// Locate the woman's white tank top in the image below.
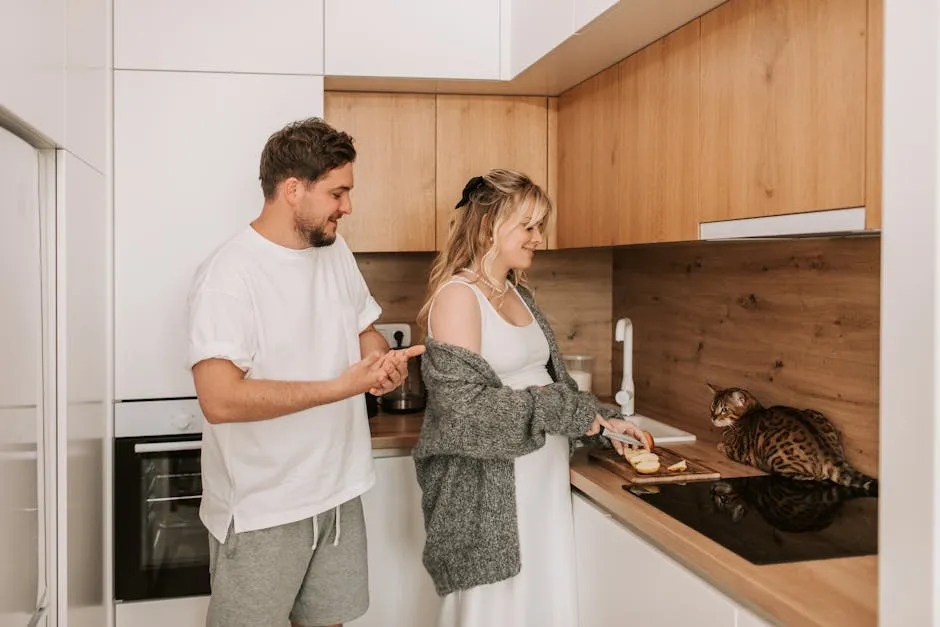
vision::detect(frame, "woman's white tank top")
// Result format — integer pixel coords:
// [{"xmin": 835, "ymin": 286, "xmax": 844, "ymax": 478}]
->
[{"xmin": 428, "ymin": 277, "xmax": 554, "ymax": 390}]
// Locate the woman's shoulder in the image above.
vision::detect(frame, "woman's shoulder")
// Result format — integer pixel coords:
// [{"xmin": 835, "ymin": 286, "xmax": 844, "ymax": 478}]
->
[{"xmin": 429, "ymin": 279, "xmax": 483, "ymax": 352}]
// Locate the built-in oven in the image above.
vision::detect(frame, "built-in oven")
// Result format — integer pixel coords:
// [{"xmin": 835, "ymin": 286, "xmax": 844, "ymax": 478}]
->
[{"xmin": 114, "ymin": 399, "xmax": 210, "ymax": 602}]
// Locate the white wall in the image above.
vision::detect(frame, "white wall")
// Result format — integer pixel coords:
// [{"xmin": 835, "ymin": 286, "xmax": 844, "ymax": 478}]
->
[{"xmin": 880, "ymin": 0, "xmax": 940, "ymax": 624}]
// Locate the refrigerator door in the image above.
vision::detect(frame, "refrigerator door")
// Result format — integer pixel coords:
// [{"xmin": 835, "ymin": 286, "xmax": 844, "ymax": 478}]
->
[
  {"xmin": 0, "ymin": 127, "xmax": 46, "ymax": 625},
  {"xmin": 26, "ymin": 589, "xmax": 48, "ymax": 627}
]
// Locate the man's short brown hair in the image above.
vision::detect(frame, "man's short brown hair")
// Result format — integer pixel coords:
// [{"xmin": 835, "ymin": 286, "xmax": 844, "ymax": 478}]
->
[{"xmin": 259, "ymin": 118, "xmax": 356, "ymax": 200}]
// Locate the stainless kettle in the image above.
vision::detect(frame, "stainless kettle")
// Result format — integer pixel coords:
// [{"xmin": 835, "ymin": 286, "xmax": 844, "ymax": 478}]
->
[{"xmin": 381, "ymin": 330, "xmax": 426, "ymax": 413}]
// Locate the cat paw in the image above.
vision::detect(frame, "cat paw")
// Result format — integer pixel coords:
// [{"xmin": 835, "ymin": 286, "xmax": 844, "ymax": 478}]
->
[{"xmin": 717, "ymin": 443, "xmax": 726, "ymax": 454}]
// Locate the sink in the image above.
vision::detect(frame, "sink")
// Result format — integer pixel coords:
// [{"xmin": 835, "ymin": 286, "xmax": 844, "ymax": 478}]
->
[{"xmin": 598, "ymin": 405, "xmax": 697, "ymax": 445}]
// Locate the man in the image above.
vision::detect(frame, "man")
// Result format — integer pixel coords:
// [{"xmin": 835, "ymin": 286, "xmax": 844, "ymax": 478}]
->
[{"xmin": 187, "ymin": 117, "xmax": 423, "ymax": 627}]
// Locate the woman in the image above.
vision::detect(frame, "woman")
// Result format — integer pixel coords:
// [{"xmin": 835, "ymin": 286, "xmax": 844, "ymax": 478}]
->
[{"xmin": 412, "ymin": 169, "xmax": 650, "ymax": 626}]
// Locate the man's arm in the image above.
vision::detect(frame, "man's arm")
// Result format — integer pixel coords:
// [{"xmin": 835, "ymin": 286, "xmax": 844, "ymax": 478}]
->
[
  {"xmin": 359, "ymin": 324, "xmax": 389, "ymax": 357},
  {"xmin": 193, "ymin": 352, "xmax": 385, "ymax": 424}
]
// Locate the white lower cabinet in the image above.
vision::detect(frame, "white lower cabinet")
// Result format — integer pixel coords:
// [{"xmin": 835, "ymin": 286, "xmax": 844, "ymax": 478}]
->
[
  {"xmin": 572, "ymin": 492, "xmax": 738, "ymax": 627},
  {"xmin": 351, "ymin": 454, "xmax": 439, "ymax": 627},
  {"xmin": 115, "ymin": 596, "xmax": 210, "ymax": 627}
]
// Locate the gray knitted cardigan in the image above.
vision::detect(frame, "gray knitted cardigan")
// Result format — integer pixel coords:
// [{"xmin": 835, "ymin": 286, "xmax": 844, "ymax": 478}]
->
[{"xmin": 412, "ymin": 285, "xmax": 618, "ymax": 597}]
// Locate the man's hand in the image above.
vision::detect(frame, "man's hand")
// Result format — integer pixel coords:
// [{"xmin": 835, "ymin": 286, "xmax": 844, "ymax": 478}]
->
[
  {"xmin": 335, "ymin": 352, "xmax": 391, "ymax": 398},
  {"xmin": 368, "ymin": 345, "xmax": 426, "ymax": 396}
]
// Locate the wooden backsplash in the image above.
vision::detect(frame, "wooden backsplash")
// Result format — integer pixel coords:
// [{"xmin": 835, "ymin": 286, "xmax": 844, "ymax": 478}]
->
[
  {"xmin": 357, "ymin": 249, "xmax": 615, "ymax": 396},
  {"xmin": 613, "ymin": 236, "xmax": 880, "ymax": 477}
]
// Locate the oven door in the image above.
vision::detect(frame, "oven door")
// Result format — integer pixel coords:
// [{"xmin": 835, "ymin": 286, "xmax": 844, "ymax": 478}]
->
[{"xmin": 114, "ymin": 434, "xmax": 210, "ymax": 601}]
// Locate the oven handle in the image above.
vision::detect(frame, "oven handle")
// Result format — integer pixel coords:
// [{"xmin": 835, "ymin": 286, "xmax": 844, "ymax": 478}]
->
[{"xmin": 134, "ymin": 441, "xmax": 203, "ymax": 454}]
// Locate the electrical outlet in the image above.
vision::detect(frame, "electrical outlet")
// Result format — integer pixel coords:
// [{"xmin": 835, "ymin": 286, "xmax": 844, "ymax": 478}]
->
[{"xmin": 374, "ymin": 323, "xmax": 411, "ymax": 348}]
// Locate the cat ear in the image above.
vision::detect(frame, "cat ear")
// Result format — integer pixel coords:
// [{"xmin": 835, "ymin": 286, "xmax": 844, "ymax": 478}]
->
[
  {"xmin": 731, "ymin": 391, "xmax": 747, "ymax": 407},
  {"xmin": 706, "ymin": 382, "xmax": 720, "ymax": 394}
]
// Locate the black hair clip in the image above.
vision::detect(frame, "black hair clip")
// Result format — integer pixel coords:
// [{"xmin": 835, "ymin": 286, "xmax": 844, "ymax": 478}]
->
[{"xmin": 455, "ymin": 175, "xmax": 488, "ymax": 209}]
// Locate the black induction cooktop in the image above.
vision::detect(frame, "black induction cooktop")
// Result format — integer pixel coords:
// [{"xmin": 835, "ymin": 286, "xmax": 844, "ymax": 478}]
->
[{"xmin": 628, "ymin": 475, "xmax": 878, "ymax": 565}]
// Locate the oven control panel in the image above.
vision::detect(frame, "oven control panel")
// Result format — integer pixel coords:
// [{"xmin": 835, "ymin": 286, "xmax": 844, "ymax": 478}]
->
[{"xmin": 115, "ymin": 398, "xmax": 204, "ymax": 438}]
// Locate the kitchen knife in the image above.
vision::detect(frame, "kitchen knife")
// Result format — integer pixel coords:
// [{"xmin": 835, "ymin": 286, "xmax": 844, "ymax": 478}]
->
[{"xmin": 601, "ymin": 428, "xmax": 646, "ymax": 448}]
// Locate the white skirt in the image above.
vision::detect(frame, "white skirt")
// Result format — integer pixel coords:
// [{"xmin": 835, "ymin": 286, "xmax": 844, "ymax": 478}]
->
[{"xmin": 436, "ymin": 434, "xmax": 579, "ymax": 627}]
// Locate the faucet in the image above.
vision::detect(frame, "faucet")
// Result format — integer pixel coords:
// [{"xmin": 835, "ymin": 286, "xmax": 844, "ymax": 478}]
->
[{"xmin": 614, "ymin": 318, "xmax": 635, "ymax": 416}]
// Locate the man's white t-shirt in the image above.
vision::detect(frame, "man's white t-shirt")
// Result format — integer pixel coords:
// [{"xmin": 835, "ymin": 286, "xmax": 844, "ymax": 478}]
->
[{"xmin": 187, "ymin": 227, "xmax": 381, "ymax": 543}]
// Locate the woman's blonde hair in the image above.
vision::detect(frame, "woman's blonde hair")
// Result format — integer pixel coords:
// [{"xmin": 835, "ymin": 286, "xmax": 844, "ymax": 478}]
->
[{"xmin": 417, "ymin": 168, "xmax": 553, "ymax": 336}]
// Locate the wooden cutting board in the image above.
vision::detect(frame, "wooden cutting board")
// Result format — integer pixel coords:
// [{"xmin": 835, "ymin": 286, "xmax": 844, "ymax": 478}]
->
[{"xmin": 588, "ymin": 446, "xmax": 721, "ymax": 484}]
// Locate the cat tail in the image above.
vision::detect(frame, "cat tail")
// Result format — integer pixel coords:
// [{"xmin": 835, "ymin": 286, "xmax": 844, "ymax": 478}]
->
[{"xmin": 833, "ymin": 462, "xmax": 878, "ymax": 497}]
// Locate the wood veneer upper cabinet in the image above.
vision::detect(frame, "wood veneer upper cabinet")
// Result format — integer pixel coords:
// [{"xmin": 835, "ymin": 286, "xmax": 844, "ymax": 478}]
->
[
  {"xmin": 866, "ymin": 0, "xmax": 883, "ymax": 229},
  {"xmin": 619, "ymin": 19, "xmax": 701, "ymax": 245},
  {"xmin": 557, "ymin": 65, "xmax": 621, "ymax": 248},
  {"xmin": 435, "ymin": 95, "xmax": 549, "ymax": 250},
  {"xmin": 324, "ymin": 91, "xmax": 436, "ymax": 252},
  {"xmin": 699, "ymin": 0, "xmax": 867, "ymax": 222}
]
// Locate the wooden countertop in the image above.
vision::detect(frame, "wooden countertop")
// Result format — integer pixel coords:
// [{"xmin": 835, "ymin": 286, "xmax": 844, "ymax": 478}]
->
[
  {"xmin": 570, "ymin": 441, "xmax": 878, "ymax": 627},
  {"xmin": 367, "ymin": 414, "xmax": 877, "ymax": 626},
  {"xmin": 369, "ymin": 410, "xmax": 424, "ymax": 449}
]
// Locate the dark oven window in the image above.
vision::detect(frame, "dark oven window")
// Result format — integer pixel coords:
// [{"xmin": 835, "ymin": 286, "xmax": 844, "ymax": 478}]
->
[
  {"xmin": 140, "ymin": 448, "xmax": 206, "ymax": 570},
  {"xmin": 115, "ymin": 435, "xmax": 210, "ymax": 601}
]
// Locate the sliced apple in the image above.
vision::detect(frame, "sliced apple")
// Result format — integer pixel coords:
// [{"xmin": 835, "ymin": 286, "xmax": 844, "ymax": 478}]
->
[
  {"xmin": 635, "ymin": 460, "xmax": 661, "ymax": 474},
  {"xmin": 626, "ymin": 451, "xmax": 659, "ymax": 466},
  {"xmin": 667, "ymin": 459, "xmax": 688, "ymax": 472}
]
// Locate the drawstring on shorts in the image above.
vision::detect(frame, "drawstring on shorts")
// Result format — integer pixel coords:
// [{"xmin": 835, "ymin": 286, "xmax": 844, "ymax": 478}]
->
[{"xmin": 310, "ymin": 504, "xmax": 342, "ymax": 550}]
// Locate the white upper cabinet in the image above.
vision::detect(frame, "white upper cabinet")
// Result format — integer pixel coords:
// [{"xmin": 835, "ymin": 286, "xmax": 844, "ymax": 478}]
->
[
  {"xmin": 324, "ymin": 0, "xmax": 501, "ymax": 80},
  {"xmin": 574, "ymin": 0, "xmax": 619, "ymax": 31},
  {"xmin": 509, "ymin": 0, "xmax": 574, "ymax": 77},
  {"xmin": 113, "ymin": 71, "xmax": 324, "ymax": 401},
  {"xmin": 65, "ymin": 0, "xmax": 109, "ymax": 172},
  {"xmin": 0, "ymin": 0, "xmax": 65, "ymax": 143},
  {"xmin": 114, "ymin": 0, "xmax": 324, "ymax": 74}
]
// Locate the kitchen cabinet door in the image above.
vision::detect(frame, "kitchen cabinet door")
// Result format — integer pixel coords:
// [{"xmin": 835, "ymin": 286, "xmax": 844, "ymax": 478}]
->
[
  {"xmin": 0, "ymin": 128, "xmax": 45, "ymax": 627},
  {"xmin": 115, "ymin": 597, "xmax": 210, "ymax": 627},
  {"xmin": 324, "ymin": 92, "xmax": 437, "ymax": 252},
  {"xmin": 556, "ymin": 65, "xmax": 621, "ymax": 248},
  {"xmin": 60, "ymin": 152, "xmax": 109, "ymax": 627},
  {"xmin": 510, "ymin": 0, "xmax": 574, "ymax": 77},
  {"xmin": 350, "ymin": 455, "xmax": 438, "ymax": 627},
  {"xmin": 114, "ymin": 0, "xmax": 323, "ymax": 74},
  {"xmin": 618, "ymin": 19, "xmax": 701, "ymax": 245},
  {"xmin": 435, "ymin": 95, "xmax": 550, "ymax": 249},
  {"xmin": 114, "ymin": 71, "xmax": 323, "ymax": 401},
  {"xmin": 324, "ymin": 0, "xmax": 500, "ymax": 80},
  {"xmin": 65, "ymin": 0, "xmax": 108, "ymax": 172},
  {"xmin": 572, "ymin": 492, "xmax": 737, "ymax": 626},
  {"xmin": 0, "ymin": 0, "xmax": 65, "ymax": 143},
  {"xmin": 699, "ymin": 0, "xmax": 867, "ymax": 222}
]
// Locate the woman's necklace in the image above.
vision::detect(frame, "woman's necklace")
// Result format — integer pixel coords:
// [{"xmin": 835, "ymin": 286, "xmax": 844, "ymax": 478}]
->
[{"xmin": 461, "ymin": 268, "xmax": 508, "ymax": 308}]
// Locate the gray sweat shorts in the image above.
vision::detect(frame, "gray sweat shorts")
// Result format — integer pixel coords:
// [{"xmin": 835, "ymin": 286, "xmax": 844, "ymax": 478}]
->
[{"xmin": 206, "ymin": 496, "xmax": 369, "ymax": 627}]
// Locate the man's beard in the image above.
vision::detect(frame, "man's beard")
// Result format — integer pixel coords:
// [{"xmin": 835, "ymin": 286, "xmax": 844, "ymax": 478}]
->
[{"xmin": 295, "ymin": 216, "xmax": 336, "ymax": 248}]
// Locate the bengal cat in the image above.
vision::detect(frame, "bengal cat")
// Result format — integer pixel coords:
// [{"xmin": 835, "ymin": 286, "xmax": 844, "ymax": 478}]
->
[{"xmin": 707, "ymin": 384, "xmax": 877, "ymax": 496}]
